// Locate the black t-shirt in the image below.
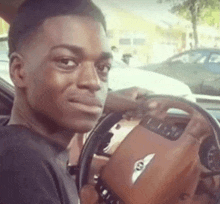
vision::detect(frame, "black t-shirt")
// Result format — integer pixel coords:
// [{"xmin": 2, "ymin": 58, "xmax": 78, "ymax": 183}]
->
[{"xmin": 0, "ymin": 125, "xmax": 79, "ymax": 204}]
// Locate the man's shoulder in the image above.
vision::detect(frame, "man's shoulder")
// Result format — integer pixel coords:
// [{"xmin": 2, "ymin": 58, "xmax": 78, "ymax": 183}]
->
[
  {"xmin": 0, "ymin": 125, "xmax": 54, "ymax": 167},
  {"xmin": 0, "ymin": 125, "xmax": 45, "ymax": 147},
  {"xmin": 0, "ymin": 124, "xmax": 37, "ymax": 139}
]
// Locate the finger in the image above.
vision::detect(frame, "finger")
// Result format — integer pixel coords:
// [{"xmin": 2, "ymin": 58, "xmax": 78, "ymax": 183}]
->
[
  {"xmin": 80, "ymin": 185, "xmax": 99, "ymax": 204},
  {"xmin": 113, "ymin": 87, "xmax": 139, "ymax": 99},
  {"xmin": 135, "ymin": 88, "xmax": 154, "ymax": 99},
  {"xmin": 115, "ymin": 87, "xmax": 153, "ymax": 100},
  {"xmin": 122, "ymin": 100, "xmax": 160, "ymax": 120},
  {"xmin": 136, "ymin": 99, "xmax": 159, "ymax": 114},
  {"xmin": 146, "ymin": 98, "xmax": 196, "ymax": 116},
  {"xmin": 145, "ymin": 100, "xmax": 168, "ymax": 119}
]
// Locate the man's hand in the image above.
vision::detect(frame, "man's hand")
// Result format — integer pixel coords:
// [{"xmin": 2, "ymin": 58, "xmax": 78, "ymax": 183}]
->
[{"xmin": 104, "ymin": 87, "xmax": 154, "ymax": 119}]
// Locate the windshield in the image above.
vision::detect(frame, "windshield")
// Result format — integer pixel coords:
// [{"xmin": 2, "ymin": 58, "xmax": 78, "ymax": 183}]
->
[{"xmin": 1, "ymin": 0, "xmax": 220, "ymax": 109}]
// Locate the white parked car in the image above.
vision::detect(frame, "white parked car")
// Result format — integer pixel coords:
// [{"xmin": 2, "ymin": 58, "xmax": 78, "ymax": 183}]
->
[{"xmin": 109, "ymin": 67, "xmax": 196, "ymax": 102}]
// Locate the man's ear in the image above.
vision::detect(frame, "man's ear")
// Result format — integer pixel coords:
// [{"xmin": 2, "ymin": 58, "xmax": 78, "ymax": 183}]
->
[{"xmin": 9, "ymin": 52, "xmax": 26, "ymax": 88}]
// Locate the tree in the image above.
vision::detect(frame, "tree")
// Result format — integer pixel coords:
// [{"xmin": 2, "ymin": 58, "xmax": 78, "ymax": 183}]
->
[{"xmin": 158, "ymin": 0, "xmax": 220, "ymax": 48}]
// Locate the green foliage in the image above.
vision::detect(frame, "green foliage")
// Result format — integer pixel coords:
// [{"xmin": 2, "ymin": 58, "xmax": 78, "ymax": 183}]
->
[
  {"xmin": 169, "ymin": 0, "xmax": 220, "ymax": 27},
  {"xmin": 157, "ymin": 0, "xmax": 220, "ymax": 47},
  {"xmin": 200, "ymin": 4, "xmax": 219, "ymax": 27}
]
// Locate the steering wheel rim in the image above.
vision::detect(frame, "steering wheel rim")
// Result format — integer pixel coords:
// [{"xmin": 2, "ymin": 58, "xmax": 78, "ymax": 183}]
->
[
  {"xmin": 77, "ymin": 112, "xmax": 123, "ymax": 190},
  {"xmin": 77, "ymin": 94, "xmax": 220, "ymax": 192}
]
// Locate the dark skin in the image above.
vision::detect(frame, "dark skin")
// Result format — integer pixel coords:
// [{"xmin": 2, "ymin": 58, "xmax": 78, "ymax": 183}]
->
[{"xmin": 8, "ymin": 15, "xmax": 112, "ymax": 148}]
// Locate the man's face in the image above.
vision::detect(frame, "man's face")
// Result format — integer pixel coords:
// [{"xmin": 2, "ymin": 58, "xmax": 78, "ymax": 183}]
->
[{"xmin": 19, "ymin": 16, "xmax": 111, "ymax": 133}]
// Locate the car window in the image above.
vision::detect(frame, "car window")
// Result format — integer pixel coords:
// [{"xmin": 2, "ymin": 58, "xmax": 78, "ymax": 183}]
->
[
  {"xmin": 0, "ymin": 39, "xmax": 8, "ymax": 52},
  {"xmin": 170, "ymin": 53, "xmax": 190, "ymax": 63},
  {"xmin": 196, "ymin": 55, "xmax": 206, "ymax": 64},
  {"xmin": 0, "ymin": 44, "xmax": 11, "ymax": 85},
  {"xmin": 170, "ymin": 52, "xmax": 203, "ymax": 64},
  {"xmin": 209, "ymin": 53, "xmax": 220, "ymax": 63}
]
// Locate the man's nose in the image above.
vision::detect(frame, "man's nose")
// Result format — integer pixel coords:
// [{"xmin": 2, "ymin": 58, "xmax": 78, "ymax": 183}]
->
[{"xmin": 77, "ymin": 62, "xmax": 101, "ymax": 91}]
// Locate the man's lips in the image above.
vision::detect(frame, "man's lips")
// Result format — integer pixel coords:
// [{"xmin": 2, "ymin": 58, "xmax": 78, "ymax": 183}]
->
[
  {"xmin": 68, "ymin": 96, "xmax": 103, "ymax": 107},
  {"xmin": 67, "ymin": 96, "xmax": 103, "ymax": 115}
]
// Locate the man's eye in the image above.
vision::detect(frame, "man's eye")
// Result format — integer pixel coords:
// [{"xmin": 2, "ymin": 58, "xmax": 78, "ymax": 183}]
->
[
  {"xmin": 96, "ymin": 63, "xmax": 111, "ymax": 82},
  {"xmin": 56, "ymin": 58, "xmax": 78, "ymax": 69},
  {"xmin": 97, "ymin": 64, "xmax": 111, "ymax": 73}
]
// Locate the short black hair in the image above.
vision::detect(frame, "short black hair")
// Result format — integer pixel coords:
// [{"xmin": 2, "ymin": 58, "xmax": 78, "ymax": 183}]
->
[{"xmin": 8, "ymin": 0, "xmax": 106, "ymax": 56}]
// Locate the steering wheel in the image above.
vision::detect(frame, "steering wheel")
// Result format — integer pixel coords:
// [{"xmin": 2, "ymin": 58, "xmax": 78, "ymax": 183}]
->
[{"xmin": 77, "ymin": 95, "xmax": 220, "ymax": 203}]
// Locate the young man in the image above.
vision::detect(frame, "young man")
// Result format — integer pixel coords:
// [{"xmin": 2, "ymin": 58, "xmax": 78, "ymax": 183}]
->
[
  {"xmin": 0, "ymin": 0, "xmax": 151, "ymax": 203},
  {"xmin": 0, "ymin": 0, "xmax": 113, "ymax": 203}
]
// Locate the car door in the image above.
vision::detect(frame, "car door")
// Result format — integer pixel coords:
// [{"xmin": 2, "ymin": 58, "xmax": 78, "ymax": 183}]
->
[
  {"xmin": 206, "ymin": 52, "xmax": 220, "ymax": 74},
  {"xmin": 155, "ymin": 51, "xmax": 216, "ymax": 93},
  {"xmin": 0, "ymin": 77, "xmax": 13, "ymax": 118}
]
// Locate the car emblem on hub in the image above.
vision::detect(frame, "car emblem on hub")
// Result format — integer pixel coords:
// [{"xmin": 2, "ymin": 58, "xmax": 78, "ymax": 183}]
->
[{"xmin": 132, "ymin": 153, "xmax": 155, "ymax": 184}]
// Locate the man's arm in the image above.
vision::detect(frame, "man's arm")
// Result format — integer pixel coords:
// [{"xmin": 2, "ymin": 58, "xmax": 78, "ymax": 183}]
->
[{"xmin": 104, "ymin": 87, "xmax": 154, "ymax": 117}]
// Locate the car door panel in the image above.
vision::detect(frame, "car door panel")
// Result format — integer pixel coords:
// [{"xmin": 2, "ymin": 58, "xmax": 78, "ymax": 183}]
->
[{"xmin": 155, "ymin": 62, "xmax": 215, "ymax": 93}]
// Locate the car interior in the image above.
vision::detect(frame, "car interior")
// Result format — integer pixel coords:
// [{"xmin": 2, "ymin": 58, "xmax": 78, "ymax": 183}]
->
[{"xmin": 1, "ymin": 0, "xmax": 220, "ymax": 203}]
